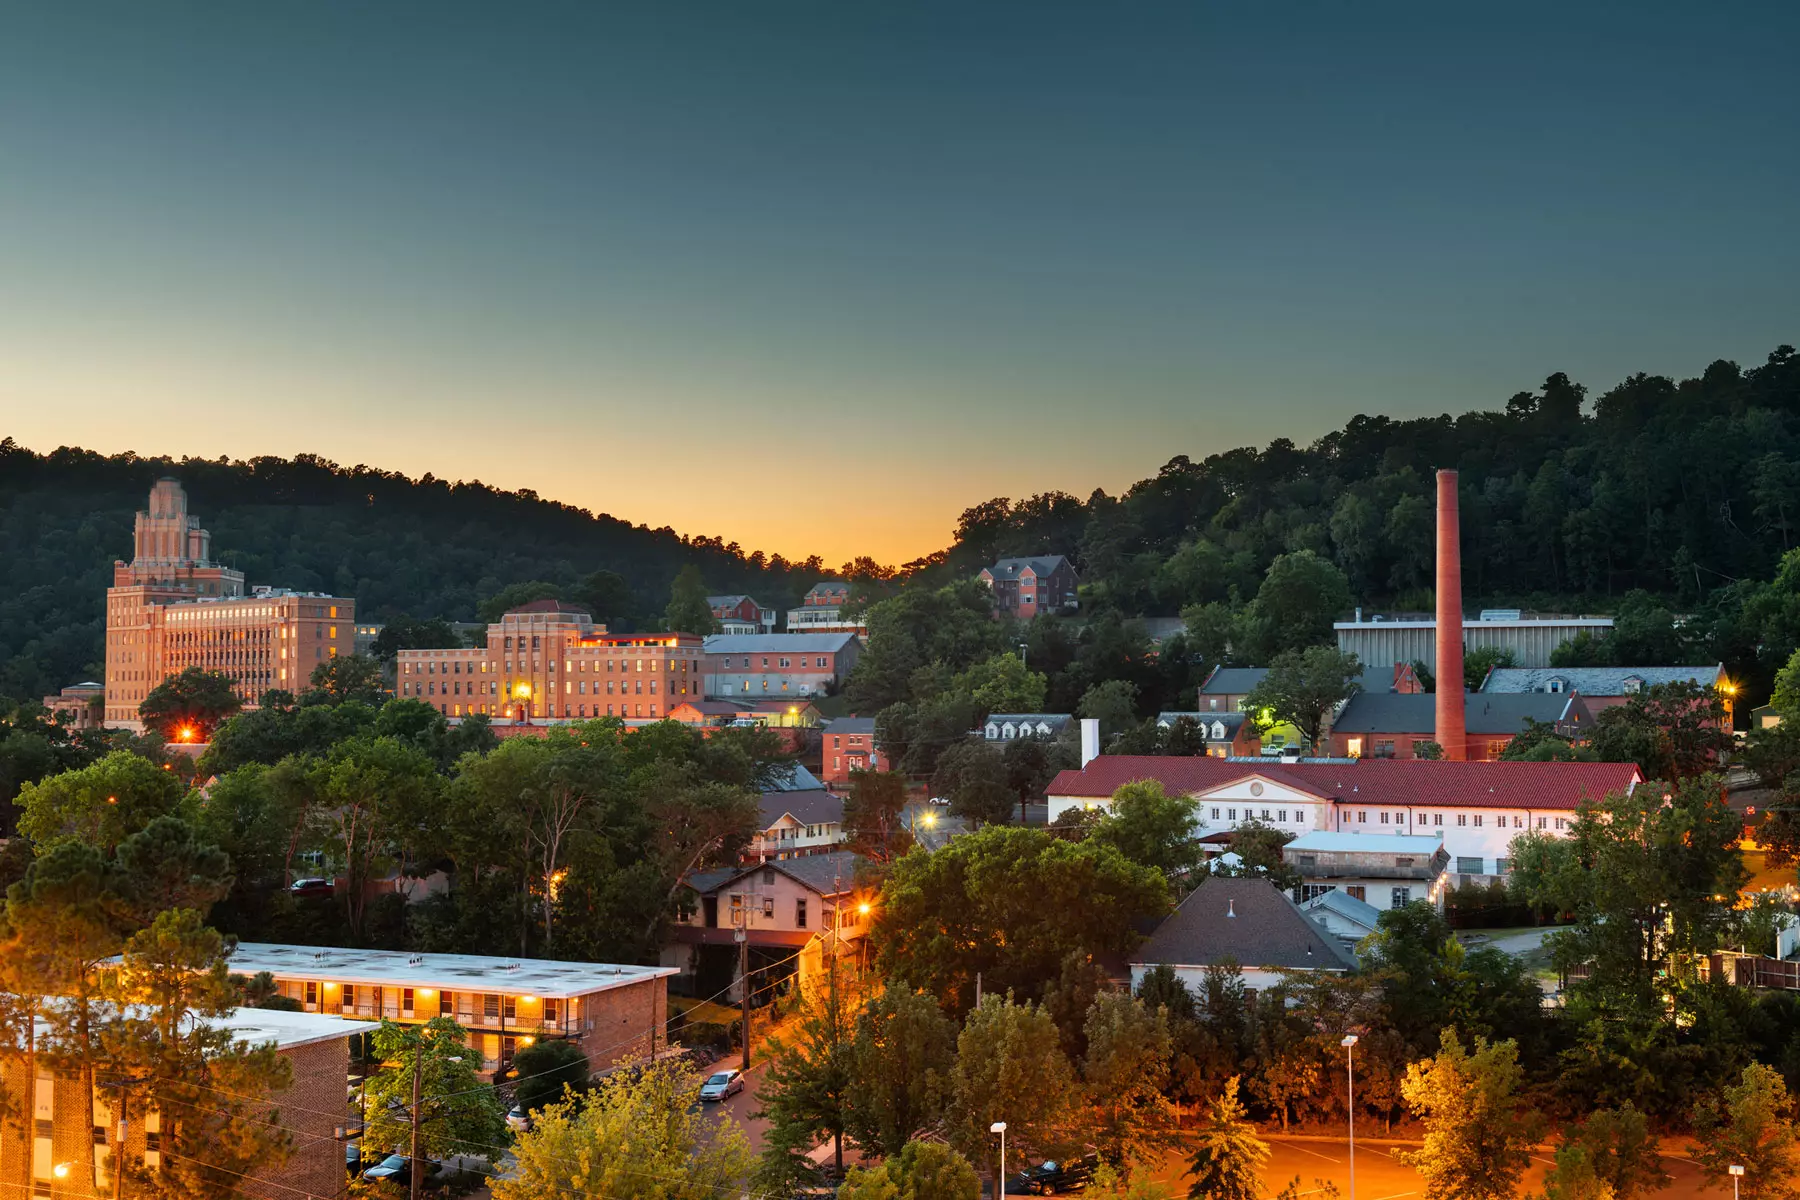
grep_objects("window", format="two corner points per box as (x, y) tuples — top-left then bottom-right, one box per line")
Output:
(1357, 810), (1368, 823)
(1495, 857), (1512, 874)
(1434, 813), (1443, 826)
(1390, 887), (1411, 908)
(1537, 816), (1548, 829)
(544, 998), (560, 1024)
(1373, 739), (1396, 758)
(1278, 809), (1287, 822)
(1211, 807), (1220, 819)
(1395, 856), (1414, 867)
(1474, 815), (1483, 827)
(1457, 814), (1467, 827)
(1227, 808), (1236, 820)
(304, 981), (317, 1008)
(1456, 856), (1485, 874)
(796, 899), (808, 928)
(484, 994), (500, 1021)
(503, 996), (517, 1022)
(1261, 808), (1270, 819)
(762, 897), (774, 917)
(1346, 885), (1366, 901)
(402, 988), (414, 1015)
(342, 984), (356, 1012)
(1512, 815), (1523, 828)
(1380, 812), (1389, 824)
(1298, 855), (1317, 867)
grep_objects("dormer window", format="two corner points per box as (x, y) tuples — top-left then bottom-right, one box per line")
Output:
(1622, 677), (1644, 694)
(1547, 678), (1566, 694)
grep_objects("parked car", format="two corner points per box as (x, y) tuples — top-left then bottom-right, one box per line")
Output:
(1004, 1154), (1099, 1195)
(361, 1154), (440, 1185)
(506, 1104), (531, 1132)
(699, 1068), (744, 1101)
(344, 1143), (365, 1176)
(289, 877), (333, 899)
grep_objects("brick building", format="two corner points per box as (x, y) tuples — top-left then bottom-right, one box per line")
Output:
(977, 555), (1080, 618)
(1327, 692), (1593, 761)
(396, 600), (704, 722)
(104, 479), (355, 728)
(820, 716), (885, 788)
(785, 581), (866, 634)
(708, 594), (777, 635)
(702, 633), (861, 699)
(41, 682), (105, 730)
(0, 1006), (361, 1200)
(224, 943), (675, 1075)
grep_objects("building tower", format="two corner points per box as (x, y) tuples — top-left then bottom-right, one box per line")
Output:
(1434, 469), (1465, 761)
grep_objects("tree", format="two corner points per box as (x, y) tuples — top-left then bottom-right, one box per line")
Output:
(573, 569), (638, 629)
(361, 1017), (506, 1164)
(1082, 991), (1176, 1176)
(13, 748), (189, 853)
(951, 651), (1048, 718)
(1242, 646), (1363, 750)
(665, 564), (720, 634)
(477, 580), (563, 623)
(111, 814), (235, 926)
(1693, 1064), (1800, 1200)
(139, 667), (241, 740)
(1089, 781), (1202, 878)
(1242, 550), (1353, 660)
(1003, 735), (1077, 823)
(756, 972), (857, 1177)
(306, 735), (442, 938)
(1078, 680), (1141, 741)
(947, 995), (1081, 1181)
(305, 653), (386, 705)
(877, 826), (1169, 1014)
(838, 1141), (981, 1200)
(844, 984), (957, 1158)
(1396, 1030), (1543, 1200)
(1183, 1077), (1267, 1200)
(495, 1062), (753, 1200)
(1462, 646), (1518, 691)
(842, 768), (915, 862)
(1223, 819), (1297, 889)
(511, 1038), (590, 1115)
(845, 581), (1008, 714)
(1588, 681), (1733, 783)
(932, 740), (1015, 827)
(369, 615), (465, 663)
(1555, 1104), (1668, 1200)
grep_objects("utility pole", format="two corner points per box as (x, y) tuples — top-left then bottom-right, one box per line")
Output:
(409, 1031), (425, 1200)
(736, 924), (751, 1073)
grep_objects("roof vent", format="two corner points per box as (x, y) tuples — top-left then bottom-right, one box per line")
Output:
(505, 961), (522, 973)
(1227, 899), (1236, 918)
(407, 954), (424, 967)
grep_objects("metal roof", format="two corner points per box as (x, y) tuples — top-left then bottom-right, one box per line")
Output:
(1479, 665), (1723, 694)
(1199, 667), (1269, 695)
(225, 943), (675, 1000)
(1331, 692), (1584, 734)
(703, 633), (860, 654)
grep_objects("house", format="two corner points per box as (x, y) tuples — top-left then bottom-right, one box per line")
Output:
(668, 851), (871, 1003)
(223, 943), (675, 1074)
(1129, 878), (1357, 994)
(1155, 712), (1259, 757)
(751, 787), (845, 860)
(1753, 705), (1783, 730)
(667, 698), (823, 731)
(1480, 665), (1730, 716)
(982, 713), (1071, 741)
(40, 682), (105, 730)
(1197, 667), (1269, 713)
(977, 556), (1080, 618)
(1044, 755), (1642, 884)
(1, 1006), (363, 1200)
(1327, 692), (1593, 761)
(703, 632), (861, 699)
(709, 594), (778, 635)
(1301, 888), (1386, 943)
(786, 581), (867, 634)
(821, 716), (886, 788)
(1282, 830), (1449, 909)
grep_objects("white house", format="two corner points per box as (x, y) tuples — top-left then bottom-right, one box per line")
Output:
(1130, 878), (1356, 995)
(983, 713), (1071, 741)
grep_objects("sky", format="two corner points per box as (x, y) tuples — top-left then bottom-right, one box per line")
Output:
(1, 3), (1796, 566)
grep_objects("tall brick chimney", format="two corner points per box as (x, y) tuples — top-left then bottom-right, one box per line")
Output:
(1435, 469), (1465, 761)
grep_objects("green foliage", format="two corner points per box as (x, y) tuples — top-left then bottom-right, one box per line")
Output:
(361, 1017), (506, 1163)
(875, 825), (1169, 1014)
(479, 580), (564, 623)
(1396, 1030), (1543, 1200)
(1242, 646), (1363, 749)
(1078, 679), (1142, 740)
(1552, 1104), (1668, 1200)
(1182, 1077), (1267, 1200)
(664, 564), (720, 634)
(369, 615), (466, 662)
(494, 1062), (752, 1200)
(1499, 717), (1596, 762)
(931, 740), (1015, 827)
(755, 973), (857, 1179)
(946, 994), (1081, 1172)
(844, 984), (957, 1158)
(1222, 819), (1297, 889)
(1462, 645), (1517, 691)
(1089, 781), (1201, 878)
(511, 1038), (590, 1114)
(138, 667), (241, 740)
(306, 653), (386, 705)
(1240, 550), (1354, 660)
(845, 581), (1010, 713)
(838, 1141), (980, 1200)
(950, 651), (1047, 718)
(1082, 991), (1176, 1175)
(841, 768), (915, 862)
(1587, 680), (1733, 782)
(13, 749), (189, 852)
(1692, 1064), (1800, 1200)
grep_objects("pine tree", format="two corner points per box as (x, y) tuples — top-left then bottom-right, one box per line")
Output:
(1184, 1077), (1267, 1200)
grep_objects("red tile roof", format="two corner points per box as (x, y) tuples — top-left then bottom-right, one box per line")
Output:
(1045, 756), (1641, 811)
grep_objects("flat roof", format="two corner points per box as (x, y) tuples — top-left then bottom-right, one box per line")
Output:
(39, 1005), (367, 1053)
(1285, 831), (1444, 854)
(228, 943), (677, 1000)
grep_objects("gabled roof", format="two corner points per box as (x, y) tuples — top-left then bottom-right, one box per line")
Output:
(759, 789), (844, 828)
(1046, 755), (1641, 811)
(765, 763), (826, 792)
(981, 556), (1073, 581)
(1156, 712), (1247, 739)
(1331, 692), (1588, 735)
(704, 633), (859, 654)
(685, 850), (866, 899)
(805, 581), (851, 598)
(827, 717), (878, 735)
(986, 713), (1072, 726)
(1301, 889), (1384, 931)
(1199, 667), (1269, 695)
(1480, 665), (1724, 695)
(1132, 879), (1357, 972)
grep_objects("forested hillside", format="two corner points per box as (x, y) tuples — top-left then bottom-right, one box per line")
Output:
(0, 441), (825, 701)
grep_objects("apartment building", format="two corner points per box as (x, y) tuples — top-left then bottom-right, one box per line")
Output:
(820, 716), (885, 788)
(785, 582), (867, 634)
(0, 1006), (361, 1200)
(396, 600), (704, 722)
(103, 479), (355, 726)
(226, 943), (675, 1074)
(977, 555), (1080, 618)
(708, 595), (777, 635)
(702, 632), (861, 699)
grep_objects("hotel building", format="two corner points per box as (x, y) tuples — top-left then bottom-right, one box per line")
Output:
(396, 599), (704, 722)
(225, 943), (675, 1073)
(104, 480), (355, 727)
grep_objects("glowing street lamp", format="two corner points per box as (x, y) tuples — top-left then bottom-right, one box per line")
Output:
(990, 1121), (1007, 1192)
(1342, 1034), (1359, 1200)
(1731, 1165), (1745, 1200)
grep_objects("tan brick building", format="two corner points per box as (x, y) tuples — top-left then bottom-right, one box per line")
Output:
(225, 943), (675, 1074)
(103, 479), (354, 727)
(0, 1006), (360, 1200)
(396, 600), (704, 723)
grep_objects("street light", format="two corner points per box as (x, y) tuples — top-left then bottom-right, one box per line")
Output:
(1341, 1034), (1359, 1200)
(990, 1121), (1007, 1195)
(1731, 1164), (1745, 1200)
(1017, 642), (1028, 670)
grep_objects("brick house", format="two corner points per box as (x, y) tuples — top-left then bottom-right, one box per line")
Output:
(978, 556), (1080, 618)
(785, 581), (866, 634)
(1154, 711), (1260, 756)
(1480, 664), (1730, 718)
(703, 633), (861, 699)
(821, 716), (885, 788)
(708, 594), (777, 635)
(1327, 692), (1593, 761)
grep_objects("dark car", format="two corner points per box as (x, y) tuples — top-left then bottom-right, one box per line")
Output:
(289, 877), (333, 899)
(361, 1154), (441, 1185)
(1004, 1154), (1099, 1195)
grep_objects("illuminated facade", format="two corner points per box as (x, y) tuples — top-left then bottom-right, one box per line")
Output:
(103, 480), (354, 727)
(395, 599), (704, 722)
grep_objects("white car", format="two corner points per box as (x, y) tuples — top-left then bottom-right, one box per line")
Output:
(506, 1105), (530, 1133)
(699, 1069), (743, 1102)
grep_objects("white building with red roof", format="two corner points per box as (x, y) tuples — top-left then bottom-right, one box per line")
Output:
(1046, 756), (1642, 885)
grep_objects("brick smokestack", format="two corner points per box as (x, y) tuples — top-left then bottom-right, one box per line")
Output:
(1435, 469), (1465, 761)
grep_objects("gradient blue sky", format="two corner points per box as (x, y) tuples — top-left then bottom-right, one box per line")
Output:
(2, 2), (1795, 564)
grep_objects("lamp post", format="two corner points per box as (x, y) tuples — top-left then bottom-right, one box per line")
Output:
(990, 1121), (1007, 1197)
(1731, 1164), (1745, 1200)
(1017, 642), (1028, 670)
(1341, 1034), (1359, 1200)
